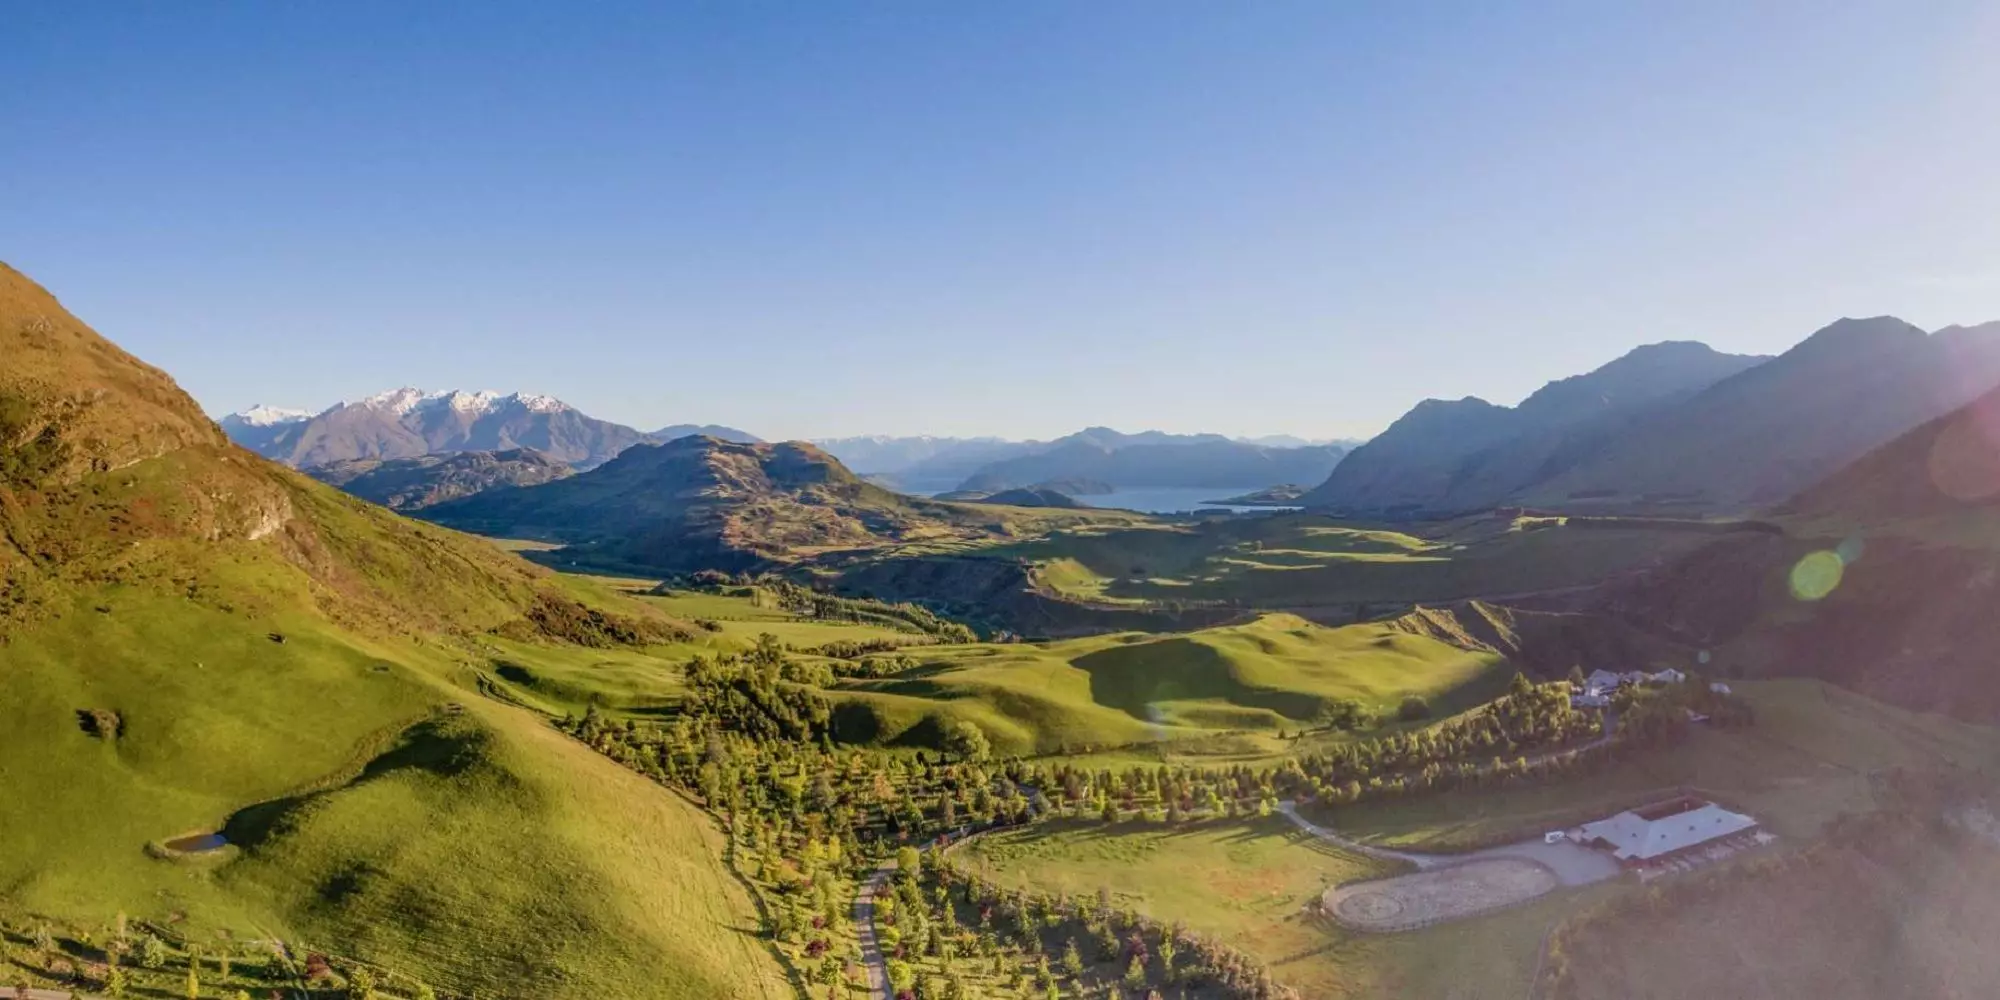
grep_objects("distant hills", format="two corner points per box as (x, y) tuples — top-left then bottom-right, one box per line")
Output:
(818, 430), (1356, 496)
(221, 391), (758, 470)
(305, 447), (575, 510)
(421, 435), (1102, 573)
(956, 428), (1349, 493)
(1305, 317), (2000, 516)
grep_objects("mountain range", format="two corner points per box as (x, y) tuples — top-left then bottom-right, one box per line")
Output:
(954, 427), (1349, 493)
(1303, 317), (2000, 516)
(820, 428), (1354, 496)
(221, 391), (758, 470)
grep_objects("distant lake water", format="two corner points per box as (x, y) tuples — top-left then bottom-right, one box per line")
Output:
(1073, 487), (1302, 514)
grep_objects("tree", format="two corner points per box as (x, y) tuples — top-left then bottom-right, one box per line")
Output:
(1397, 696), (1431, 722)
(944, 721), (991, 764)
(185, 961), (201, 1000)
(140, 935), (168, 970)
(1060, 938), (1084, 978)
(1125, 954), (1147, 989)
(106, 966), (129, 999)
(888, 959), (917, 994)
(347, 966), (378, 1000)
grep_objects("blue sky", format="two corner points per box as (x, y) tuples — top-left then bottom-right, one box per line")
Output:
(6, 1), (1999, 440)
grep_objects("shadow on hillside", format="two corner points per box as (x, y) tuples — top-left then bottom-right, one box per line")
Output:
(220, 719), (480, 851)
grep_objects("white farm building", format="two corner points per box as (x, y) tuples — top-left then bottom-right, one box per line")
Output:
(1573, 798), (1758, 866)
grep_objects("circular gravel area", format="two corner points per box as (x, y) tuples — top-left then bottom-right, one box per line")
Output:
(1326, 857), (1560, 932)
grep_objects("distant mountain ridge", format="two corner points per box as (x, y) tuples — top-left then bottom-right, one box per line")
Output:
(421, 435), (1063, 573)
(1302, 341), (1768, 515)
(955, 427), (1348, 493)
(305, 448), (575, 510)
(1307, 319), (2000, 517)
(817, 430), (1357, 495)
(221, 390), (758, 470)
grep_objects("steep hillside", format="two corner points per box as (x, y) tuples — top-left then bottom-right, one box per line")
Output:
(306, 447), (575, 510)
(959, 428), (1347, 493)
(1303, 341), (1765, 515)
(1595, 378), (2000, 724)
(1523, 317), (2000, 511)
(0, 262), (786, 999)
(424, 435), (1103, 572)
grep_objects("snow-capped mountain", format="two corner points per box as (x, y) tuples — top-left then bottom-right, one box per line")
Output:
(222, 389), (754, 470)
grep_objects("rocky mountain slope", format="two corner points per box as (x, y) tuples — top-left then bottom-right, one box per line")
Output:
(223, 392), (756, 470)
(1519, 318), (2000, 511)
(0, 261), (784, 999)
(1593, 378), (2000, 724)
(957, 427), (1347, 493)
(305, 447), (575, 510)
(1302, 341), (1766, 515)
(423, 435), (1075, 572)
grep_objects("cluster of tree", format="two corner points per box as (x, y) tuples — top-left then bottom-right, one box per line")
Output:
(563, 708), (1025, 845)
(877, 843), (1298, 999)
(667, 572), (979, 642)
(0, 911), (437, 1000)
(497, 591), (693, 647)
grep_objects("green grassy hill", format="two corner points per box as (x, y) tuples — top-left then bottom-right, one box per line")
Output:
(0, 262), (787, 999)
(968, 511), (1728, 612)
(823, 612), (1512, 754)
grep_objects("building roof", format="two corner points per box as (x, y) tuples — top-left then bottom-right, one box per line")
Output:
(1577, 802), (1757, 861)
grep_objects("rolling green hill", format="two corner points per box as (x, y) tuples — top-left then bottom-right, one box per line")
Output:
(821, 612), (1512, 755)
(0, 262), (787, 999)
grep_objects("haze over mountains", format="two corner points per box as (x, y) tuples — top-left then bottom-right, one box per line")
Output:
(820, 428), (1356, 496)
(1302, 317), (2000, 517)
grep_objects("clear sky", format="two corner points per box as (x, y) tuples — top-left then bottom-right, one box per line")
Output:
(6, 1), (1999, 441)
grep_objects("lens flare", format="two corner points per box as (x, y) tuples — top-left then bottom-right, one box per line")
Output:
(1788, 550), (1844, 601)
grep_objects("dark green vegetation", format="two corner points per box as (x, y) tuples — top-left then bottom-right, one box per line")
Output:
(1207, 485), (1308, 506)
(974, 487), (1087, 508)
(941, 510), (1739, 620)
(304, 447), (575, 510)
(0, 263), (790, 999)
(1306, 319), (2000, 517)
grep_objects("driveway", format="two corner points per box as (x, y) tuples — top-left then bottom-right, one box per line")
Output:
(1275, 801), (1620, 887)
(852, 859), (896, 1000)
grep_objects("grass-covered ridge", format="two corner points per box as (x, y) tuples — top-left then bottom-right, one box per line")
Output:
(0, 261), (788, 998)
(823, 612), (1512, 755)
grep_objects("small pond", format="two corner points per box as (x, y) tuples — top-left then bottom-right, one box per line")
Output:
(162, 832), (229, 853)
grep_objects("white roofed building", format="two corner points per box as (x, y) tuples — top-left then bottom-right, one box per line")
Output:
(1575, 798), (1758, 866)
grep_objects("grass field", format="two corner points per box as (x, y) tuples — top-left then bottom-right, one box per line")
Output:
(954, 679), (2000, 998)
(955, 817), (1610, 999)
(826, 613), (1512, 755)
(985, 513), (1720, 612)
(0, 574), (791, 999)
